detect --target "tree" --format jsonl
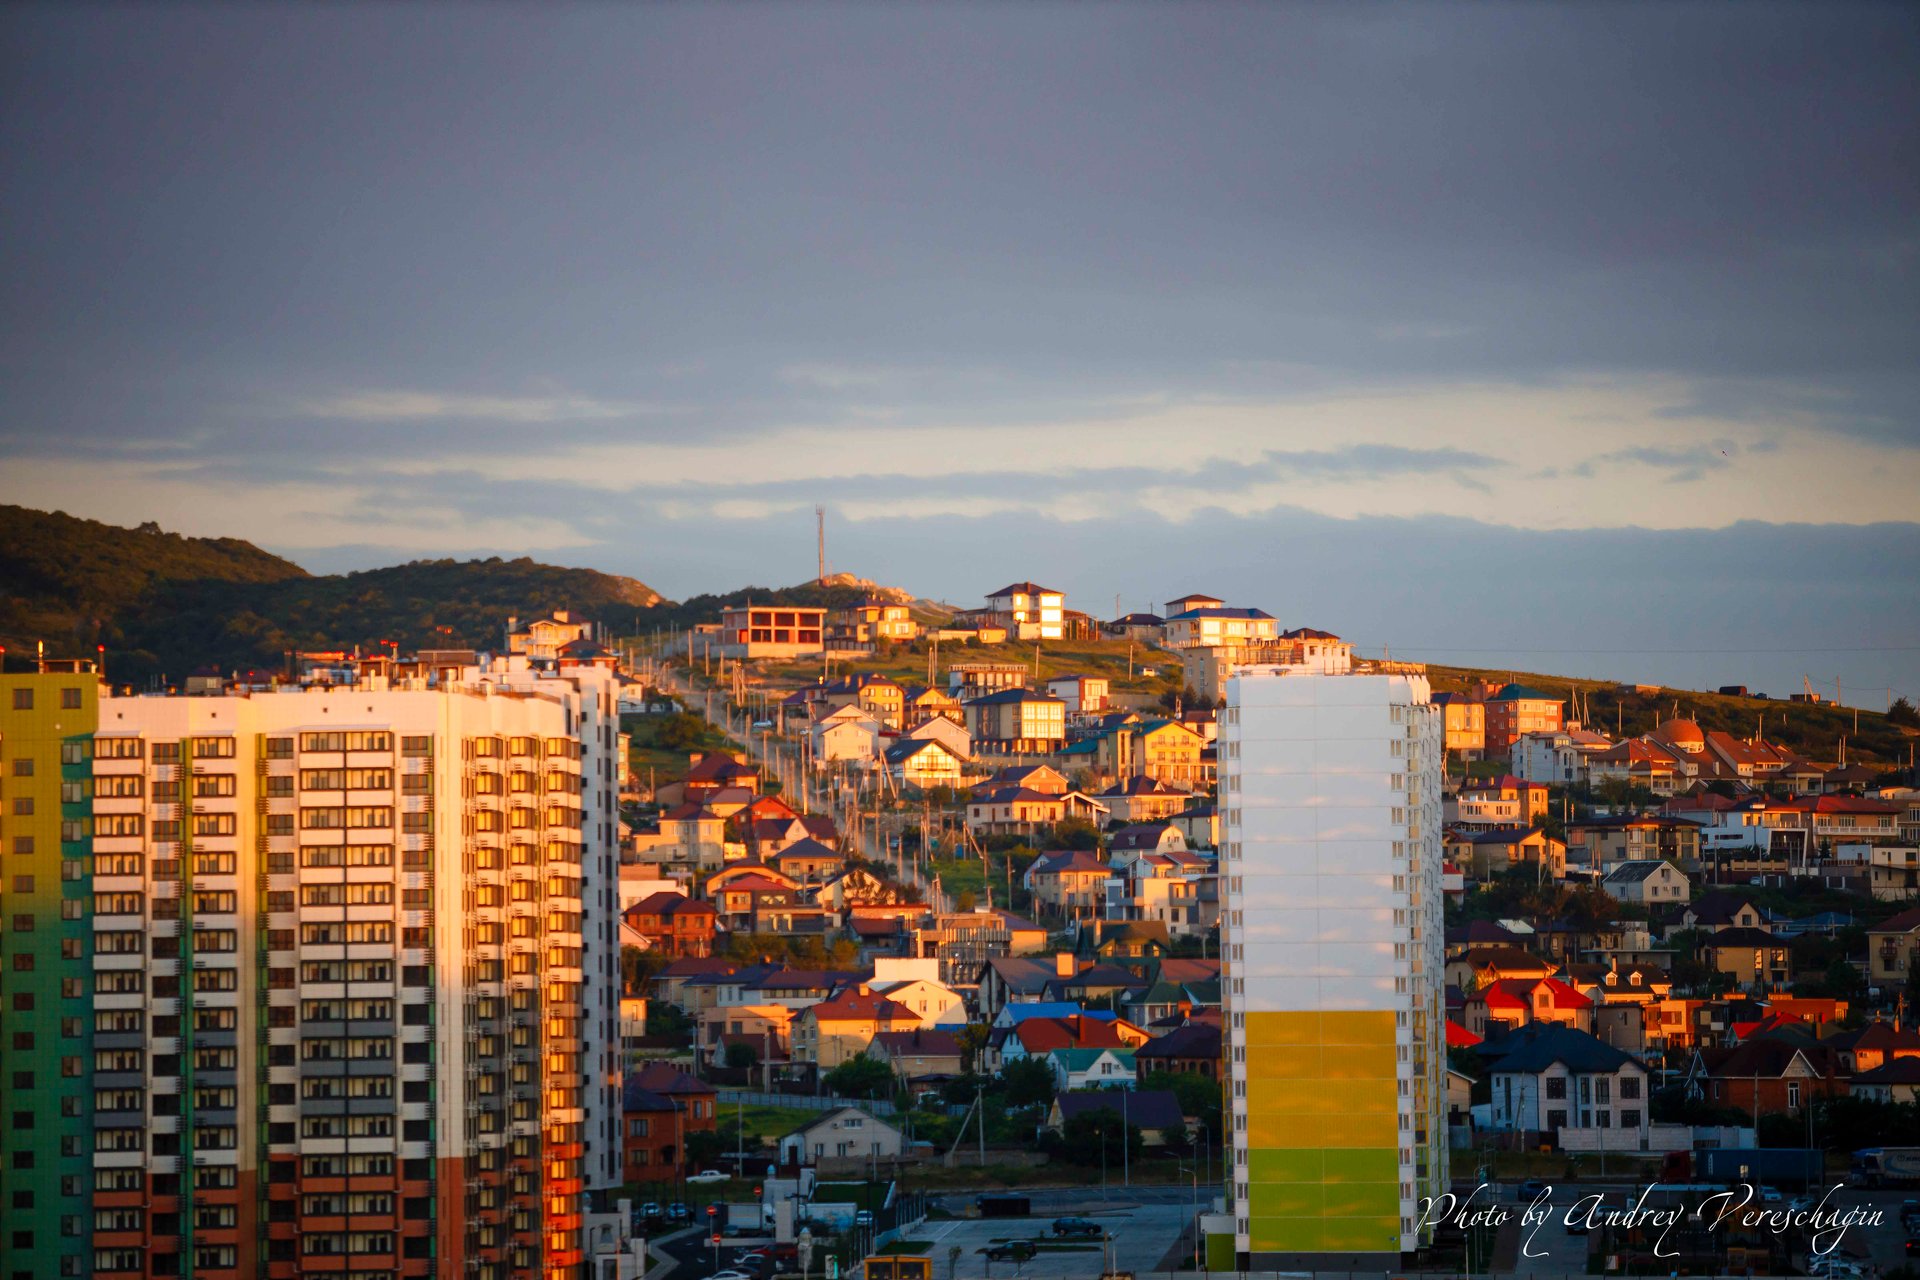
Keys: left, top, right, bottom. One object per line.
{"left": 725, "top": 1041, "right": 760, "bottom": 1072}
{"left": 1889, "top": 697, "right": 1919, "bottom": 729}
{"left": 1052, "top": 818, "right": 1102, "bottom": 851}
{"left": 621, "top": 944, "right": 665, "bottom": 996}
{"left": 685, "top": 1127, "right": 728, "bottom": 1172}
{"left": 1055, "top": 1109, "right": 1144, "bottom": 1168}
{"left": 1142, "top": 1069, "right": 1223, "bottom": 1137}
{"left": 648, "top": 1002, "right": 695, "bottom": 1046}
{"left": 824, "top": 1053, "right": 895, "bottom": 1100}
{"left": 999, "top": 1056, "right": 1057, "bottom": 1108}
{"left": 955, "top": 1023, "right": 990, "bottom": 1076}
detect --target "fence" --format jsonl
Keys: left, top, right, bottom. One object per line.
{"left": 719, "top": 1088, "right": 897, "bottom": 1117}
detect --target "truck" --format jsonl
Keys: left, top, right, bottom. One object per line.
{"left": 1849, "top": 1147, "right": 1920, "bottom": 1188}
{"left": 1659, "top": 1147, "right": 1823, "bottom": 1189}
{"left": 975, "top": 1194, "right": 1031, "bottom": 1218}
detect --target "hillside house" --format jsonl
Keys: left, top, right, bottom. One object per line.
{"left": 985, "top": 582, "right": 1065, "bottom": 640}
{"left": 1600, "top": 859, "right": 1691, "bottom": 906}
{"left": 884, "top": 737, "right": 966, "bottom": 790}
{"left": 965, "top": 689, "right": 1067, "bottom": 754}
{"left": 1484, "top": 684, "right": 1565, "bottom": 758}
{"left": 719, "top": 604, "right": 826, "bottom": 660}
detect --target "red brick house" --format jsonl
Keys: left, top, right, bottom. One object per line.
{"left": 1690, "top": 1036, "right": 1843, "bottom": 1117}
{"left": 623, "top": 892, "right": 718, "bottom": 958}
{"left": 622, "top": 1063, "right": 718, "bottom": 1182}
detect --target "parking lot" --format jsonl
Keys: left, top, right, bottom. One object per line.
{"left": 910, "top": 1203, "right": 1199, "bottom": 1280}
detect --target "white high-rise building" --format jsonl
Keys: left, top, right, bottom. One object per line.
{"left": 1218, "top": 663, "right": 1446, "bottom": 1269}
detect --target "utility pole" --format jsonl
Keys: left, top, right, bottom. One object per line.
{"left": 817, "top": 505, "right": 827, "bottom": 583}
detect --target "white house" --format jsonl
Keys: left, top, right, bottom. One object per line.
{"left": 810, "top": 712, "right": 882, "bottom": 764}
{"left": 777, "top": 1107, "right": 905, "bottom": 1166}
{"left": 902, "top": 715, "right": 972, "bottom": 760}
{"left": 1600, "top": 859, "right": 1691, "bottom": 906}
{"left": 1485, "top": 1025, "right": 1651, "bottom": 1139}
{"left": 1514, "top": 729, "right": 1611, "bottom": 788}
{"left": 883, "top": 737, "right": 966, "bottom": 790}
{"left": 1047, "top": 1047, "right": 1137, "bottom": 1091}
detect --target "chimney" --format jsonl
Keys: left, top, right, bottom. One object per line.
{"left": 1055, "top": 952, "right": 1076, "bottom": 978}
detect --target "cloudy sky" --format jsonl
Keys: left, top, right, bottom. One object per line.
{"left": 2, "top": 5, "right": 1916, "bottom": 707}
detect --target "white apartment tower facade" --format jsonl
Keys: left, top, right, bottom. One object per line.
{"left": 1218, "top": 664, "right": 1446, "bottom": 1269}
{"left": 35, "top": 653, "right": 621, "bottom": 1280}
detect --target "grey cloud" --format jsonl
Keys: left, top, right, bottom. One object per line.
{"left": 1, "top": 4, "right": 1916, "bottom": 457}
{"left": 1588, "top": 443, "right": 1736, "bottom": 484}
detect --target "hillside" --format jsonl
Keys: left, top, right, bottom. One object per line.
{"left": 0, "top": 504, "right": 308, "bottom": 659}
{"left": 0, "top": 506, "right": 662, "bottom": 682}
{"left": 1423, "top": 663, "right": 1913, "bottom": 768}
{"left": 126, "top": 557, "right": 663, "bottom": 680}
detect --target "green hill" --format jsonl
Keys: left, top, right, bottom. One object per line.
{"left": 0, "top": 506, "right": 661, "bottom": 683}
{"left": 0, "top": 504, "right": 308, "bottom": 659}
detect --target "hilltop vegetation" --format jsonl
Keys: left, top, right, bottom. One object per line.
{"left": 1426, "top": 664, "right": 1912, "bottom": 767}
{"left": 0, "top": 506, "right": 660, "bottom": 683}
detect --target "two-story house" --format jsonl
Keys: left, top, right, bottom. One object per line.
{"left": 1483, "top": 1024, "right": 1651, "bottom": 1139}
{"left": 1600, "top": 859, "right": 1691, "bottom": 906}
{"left": 1159, "top": 606, "right": 1279, "bottom": 650}
{"left": 622, "top": 891, "right": 718, "bottom": 958}
{"left": 884, "top": 737, "right": 967, "bottom": 790}
{"left": 790, "top": 986, "right": 918, "bottom": 1070}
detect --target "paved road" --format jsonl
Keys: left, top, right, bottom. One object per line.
{"left": 911, "top": 1204, "right": 1196, "bottom": 1280}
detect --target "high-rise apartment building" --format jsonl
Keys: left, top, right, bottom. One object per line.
{"left": 0, "top": 666, "right": 101, "bottom": 1280}
{"left": 0, "top": 651, "right": 622, "bottom": 1280}
{"left": 1218, "top": 663, "right": 1446, "bottom": 1269}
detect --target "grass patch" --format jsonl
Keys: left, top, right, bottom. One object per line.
{"left": 809, "top": 1181, "right": 889, "bottom": 1211}
{"left": 722, "top": 1104, "right": 821, "bottom": 1144}
{"left": 927, "top": 858, "right": 987, "bottom": 901}
{"left": 878, "top": 1241, "right": 934, "bottom": 1255}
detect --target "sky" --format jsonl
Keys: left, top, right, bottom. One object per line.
{"left": 2, "top": 4, "right": 1916, "bottom": 707}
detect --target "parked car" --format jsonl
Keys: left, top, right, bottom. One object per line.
{"left": 641, "top": 1202, "right": 665, "bottom": 1220}
{"left": 979, "top": 1243, "right": 1038, "bottom": 1262}
{"left": 1809, "top": 1261, "right": 1865, "bottom": 1280}
{"left": 689, "top": 1170, "right": 732, "bottom": 1184}
{"left": 669, "top": 1203, "right": 693, "bottom": 1224}
{"left": 1517, "top": 1180, "right": 1549, "bottom": 1201}
{"left": 1052, "top": 1218, "right": 1103, "bottom": 1238}
{"left": 709, "top": 1270, "right": 755, "bottom": 1280}
{"left": 1756, "top": 1185, "right": 1783, "bottom": 1204}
